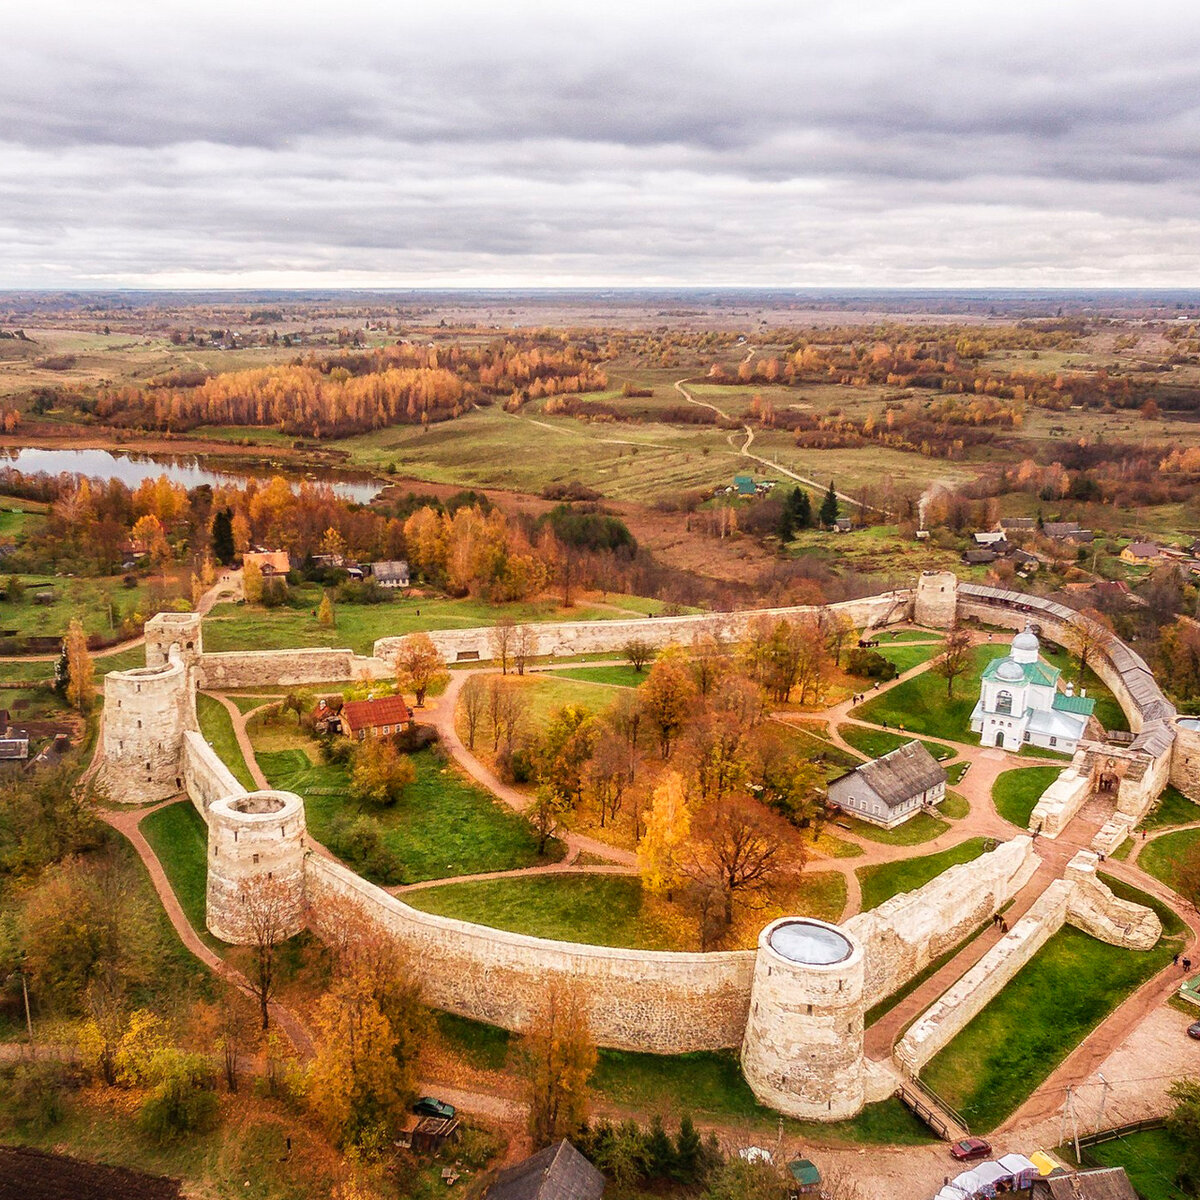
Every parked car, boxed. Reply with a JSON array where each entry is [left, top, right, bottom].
[[950, 1138, 992, 1161], [412, 1097, 456, 1120], [1188, 1021, 1200, 1040]]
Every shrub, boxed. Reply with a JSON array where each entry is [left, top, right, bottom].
[[137, 1051, 218, 1143], [0, 1060, 71, 1130], [392, 723, 439, 753], [846, 648, 899, 680], [326, 814, 405, 885]]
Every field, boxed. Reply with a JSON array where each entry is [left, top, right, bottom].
[[255, 745, 559, 882], [549, 663, 647, 688], [1141, 786, 1200, 831], [921, 879, 1186, 1130], [991, 766, 1061, 828], [202, 590, 643, 656], [139, 800, 217, 949], [837, 724, 955, 762], [404, 869, 848, 949], [1138, 826, 1200, 897], [856, 838, 990, 911]]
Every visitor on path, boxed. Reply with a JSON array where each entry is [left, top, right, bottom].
[[1185, 958, 1193, 973], [1175, 954, 1180, 966]]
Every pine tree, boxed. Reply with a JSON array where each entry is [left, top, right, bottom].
[[211, 508, 235, 566], [790, 486, 812, 528], [776, 506, 795, 543], [819, 480, 839, 528], [645, 1114, 675, 1181], [673, 1115, 702, 1184]]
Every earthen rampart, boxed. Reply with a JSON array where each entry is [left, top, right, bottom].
[[373, 592, 913, 665]]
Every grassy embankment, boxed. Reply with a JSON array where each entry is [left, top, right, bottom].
[[856, 838, 991, 911], [991, 766, 1062, 829]]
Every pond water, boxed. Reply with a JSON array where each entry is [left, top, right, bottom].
[[0, 446, 381, 504]]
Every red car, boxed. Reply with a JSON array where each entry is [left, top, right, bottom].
[[1188, 1021, 1200, 1040], [950, 1138, 993, 1162]]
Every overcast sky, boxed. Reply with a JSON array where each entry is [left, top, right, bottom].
[[3, 1, 1199, 288]]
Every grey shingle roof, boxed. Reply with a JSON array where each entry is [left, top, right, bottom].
[[838, 740, 946, 810], [1034, 1167, 1138, 1200], [486, 1142, 605, 1200]]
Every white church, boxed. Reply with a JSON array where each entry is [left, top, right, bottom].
[[970, 625, 1096, 753]]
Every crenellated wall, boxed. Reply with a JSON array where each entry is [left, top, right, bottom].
[[844, 837, 1040, 1008]]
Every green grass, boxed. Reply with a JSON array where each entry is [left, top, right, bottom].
[[196, 691, 256, 790], [850, 645, 998, 742], [225, 693, 282, 713], [0, 573, 188, 643], [1074, 662, 1132, 733], [945, 761, 970, 785], [202, 590, 640, 656], [857, 838, 990, 911], [405, 871, 848, 948], [876, 642, 946, 673], [549, 664, 648, 688], [520, 674, 634, 728], [257, 746, 557, 882], [876, 630, 945, 644], [837, 811, 950, 846], [139, 799, 219, 949], [774, 722, 862, 782], [1139, 827, 1200, 899], [991, 766, 1061, 829], [1141, 786, 1200, 832], [1084, 1128, 1192, 1200], [922, 904, 1186, 1131], [939, 790, 970, 819], [837, 724, 955, 762]]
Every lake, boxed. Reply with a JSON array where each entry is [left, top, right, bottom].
[[0, 446, 381, 504]]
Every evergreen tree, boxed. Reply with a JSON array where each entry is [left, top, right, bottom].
[[819, 481, 839, 528], [776, 506, 795, 543], [673, 1115, 703, 1185], [211, 508, 236, 566], [645, 1115, 675, 1181], [788, 485, 812, 529]]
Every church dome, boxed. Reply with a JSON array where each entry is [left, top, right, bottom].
[[1011, 626, 1039, 663], [995, 658, 1025, 682]]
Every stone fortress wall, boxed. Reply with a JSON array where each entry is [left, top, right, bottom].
[[98, 576, 1178, 1122]]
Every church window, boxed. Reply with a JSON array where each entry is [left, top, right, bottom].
[[996, 690, 1013, 715], [1050, 737, 1057, 747]]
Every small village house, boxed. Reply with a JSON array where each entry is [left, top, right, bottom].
[[370, 560, 410, 588], [827, 741, 946, 829], [1119, 541, 1160, 565], [340, 695, 412, 741], [484, 1141, 605, 1200], [243, 549, 291, 577]]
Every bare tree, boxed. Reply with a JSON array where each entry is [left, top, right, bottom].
[[237, 877, 293, 1031], [607, 689, 644, 781], [489, 618, 515, 675], [931, 623, 974, 698], [488, 675, 506, 751], [514, 624, 538, 676], [460, 675, 487, 750], [1066, 606, 1114, 683], [623, 637, 655, 673], [497, 683, 530, 756]]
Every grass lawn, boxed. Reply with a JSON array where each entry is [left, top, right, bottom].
[[1141, 786, 1200, 832], [922, 879, 1186, 1131], [876, 630, 945, 644], [1075, 662, 1132, 734], [548, 664, 647, 688], [837, 811, 950, 847], [850, 645, 997, 742], [257, 746, 558, 882], [838, 724, 955, 762], [991, 766, 1061, 829], [139, 799, 220, 949], [857, 838, 991, 911], [774, 722, 862, 782], [876, 642, 946, 673], [945, 761, 970, 785], [510, 674, 629, 730], [196, 692, 257, 790], [939, 790, 970, 819], [202, 590, 641, 656], [1084, 1128, 1192, 1200], [405, 870, 848, 949], [1139, 827, 1200, 897]]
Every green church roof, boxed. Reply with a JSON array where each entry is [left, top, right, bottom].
[[1052, 691, 1096, 716], [981, 656, 1061, 688]]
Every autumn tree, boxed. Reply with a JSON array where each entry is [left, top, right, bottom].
[[931, 623, 974, 698], [638, 773, 691, 899], [641, 654, 695, 758], [821, 608, 856, 667], [64, 618, 95, 713], [236, 877, 293, 1031], [689, 796, 797, 927], [1066, 606, 1113, 682], [520, 980, 597, 1149], [308, 901, 426, 1151], [393, 632, 448, 707], [242, 557, 264, 603], [513, 624, 538, 675], [460, 675, 487, 750], [489, 618, 515, 674], [350, 738, 416, 807], [317, 592, 335, 628], [624, 637, 655, 673]]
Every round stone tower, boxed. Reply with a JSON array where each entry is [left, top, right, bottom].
[[144, 610, 204, 671], [101, 657, 191, 804], [914, 570, 959, 629], [206, 790, 307, 945], [741, 916, 866, 1120], [1171, 717, 1200, 800]]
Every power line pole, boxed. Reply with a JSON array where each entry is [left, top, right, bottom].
[[1096, 1074, 1110, 1135], [1066, 1085, 1082, 1165]]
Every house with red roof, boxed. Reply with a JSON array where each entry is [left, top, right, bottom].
[[340, 695, 413, 741]]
